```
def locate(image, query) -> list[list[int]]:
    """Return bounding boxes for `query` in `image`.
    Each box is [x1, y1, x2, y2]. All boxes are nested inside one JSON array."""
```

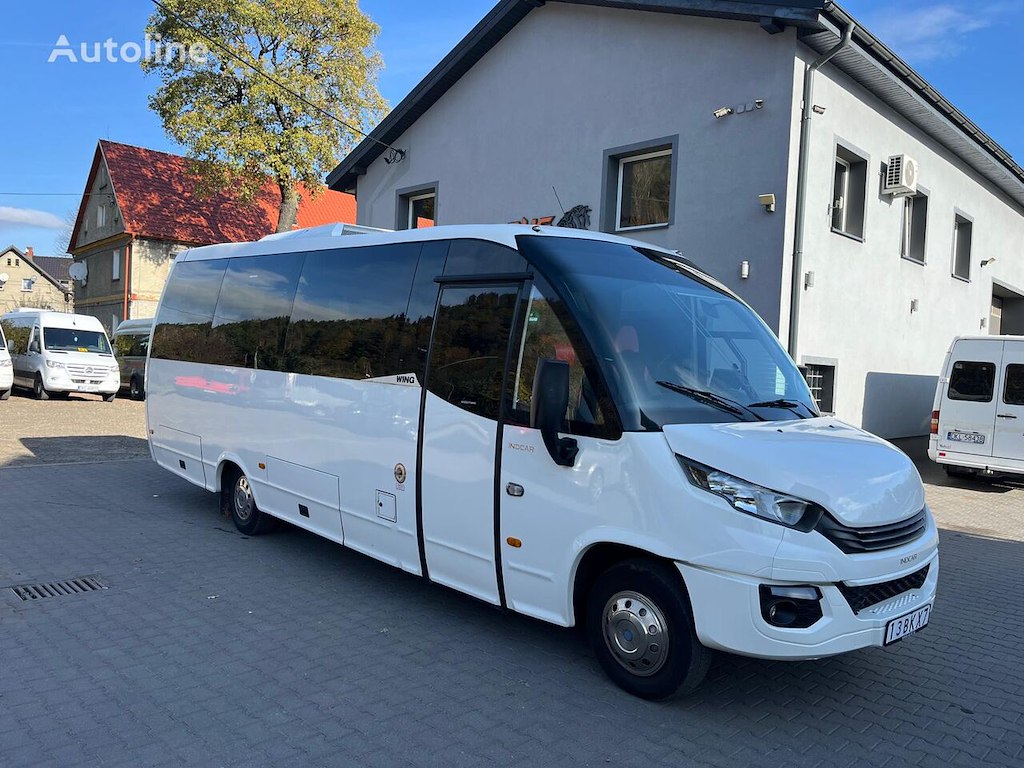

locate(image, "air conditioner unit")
[[884, 154, 919, 196]]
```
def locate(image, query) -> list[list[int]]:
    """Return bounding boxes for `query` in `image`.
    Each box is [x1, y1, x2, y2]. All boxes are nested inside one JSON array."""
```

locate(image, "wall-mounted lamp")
[[740, 260, 750, 279], [980, 317, 988, 330], [981, 258, 996, 267], [758, 193, 776, 213], [910, 298, 920, 314], [804, 270, 815, 289], [713, 106, 733, 119], [812, 104, 827, 115]]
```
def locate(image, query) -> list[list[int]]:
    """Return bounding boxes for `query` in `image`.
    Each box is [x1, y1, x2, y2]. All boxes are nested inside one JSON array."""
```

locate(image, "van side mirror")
[[530, 359, 579, 467], [28, 340, 39, 354], [5, 340, 12, 353]]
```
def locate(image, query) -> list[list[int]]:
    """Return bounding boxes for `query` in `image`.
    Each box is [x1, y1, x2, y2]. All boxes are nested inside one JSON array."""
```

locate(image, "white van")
[[0, 321, 12, 400], [147, 224, 938, 699], [113, 318, 154, 400], [0, 310, 120, 401], [928, 335, 1024, 478]]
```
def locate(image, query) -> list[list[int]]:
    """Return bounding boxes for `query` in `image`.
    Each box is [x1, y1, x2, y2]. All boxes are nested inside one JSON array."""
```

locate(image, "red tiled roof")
[[86, 140, 356, 246]]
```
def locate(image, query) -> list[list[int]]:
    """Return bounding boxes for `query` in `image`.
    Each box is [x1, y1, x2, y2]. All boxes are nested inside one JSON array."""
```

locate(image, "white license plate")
[[78, 385, 99, 392], [885, 605, 931, 645], [947, 430, 985, 444]]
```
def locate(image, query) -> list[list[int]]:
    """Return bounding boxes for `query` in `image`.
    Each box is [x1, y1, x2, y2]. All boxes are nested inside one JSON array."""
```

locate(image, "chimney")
[[24, 246, 34, 260]]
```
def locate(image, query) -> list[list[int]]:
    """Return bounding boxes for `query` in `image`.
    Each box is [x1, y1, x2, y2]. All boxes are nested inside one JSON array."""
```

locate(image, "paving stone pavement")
[[0, 400, 1022, 767]]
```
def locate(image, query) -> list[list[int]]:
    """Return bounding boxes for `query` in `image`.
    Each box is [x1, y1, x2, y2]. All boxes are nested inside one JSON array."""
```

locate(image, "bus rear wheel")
[[586, 558, 712, 700], [225, 470, 277, 536]]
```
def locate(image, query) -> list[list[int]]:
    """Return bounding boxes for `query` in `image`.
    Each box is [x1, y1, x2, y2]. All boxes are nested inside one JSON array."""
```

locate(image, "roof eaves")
[[816, 3, 1024, 202], [327, 0, 827, 193]]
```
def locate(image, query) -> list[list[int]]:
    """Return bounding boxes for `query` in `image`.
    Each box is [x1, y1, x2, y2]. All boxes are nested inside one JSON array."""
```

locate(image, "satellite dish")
[[68, 262, 88, 282], [0, 272, 8, 284]]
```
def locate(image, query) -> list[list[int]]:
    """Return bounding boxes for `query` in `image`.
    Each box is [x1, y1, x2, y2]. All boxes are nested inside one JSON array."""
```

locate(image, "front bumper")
[[45, 370, 119, 395], [680, 549, 939, 660]]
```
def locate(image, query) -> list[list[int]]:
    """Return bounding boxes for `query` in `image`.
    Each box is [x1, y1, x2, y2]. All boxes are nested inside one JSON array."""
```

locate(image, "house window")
[[616, 149, 672, 231], [803, 364, 835, 413], [952, 215, 973, 281], [112, 249, 121, 281], [97, 205, 106, 228], [408, 193, 435, 229], [21, 278, 33, 292], [396, 184, 438, 230], [831, 146, 867, 239], [900, 193, 928, 263]]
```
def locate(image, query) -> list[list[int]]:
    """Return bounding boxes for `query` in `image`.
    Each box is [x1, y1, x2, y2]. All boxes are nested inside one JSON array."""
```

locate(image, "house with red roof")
[[69, 140, 357, 330]]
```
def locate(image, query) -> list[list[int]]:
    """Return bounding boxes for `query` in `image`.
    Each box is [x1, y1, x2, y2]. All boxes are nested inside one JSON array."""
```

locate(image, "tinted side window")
[[507, 282, 615, 437], [396, 240, 447, 381], [428, 285, 519, 420], [151, 259, 228, 363], [443, 239, 527, 276], [209, 253, 305, 370], [948, 361, 996, 402], [1005, 364, 1024, 406], [1, 319, 31, 355], [285, 245, 420, 379], [115, 333, 149, 358]]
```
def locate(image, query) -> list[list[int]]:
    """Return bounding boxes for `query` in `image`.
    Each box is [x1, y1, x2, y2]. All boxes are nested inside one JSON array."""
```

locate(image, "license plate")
[[78, 385, 99, 392], [885, 605, 931, 645], [947, 430, 985, 444]]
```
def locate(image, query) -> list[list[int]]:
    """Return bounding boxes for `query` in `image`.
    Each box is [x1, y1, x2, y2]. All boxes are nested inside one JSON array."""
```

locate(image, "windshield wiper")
[[746, 399, 816, 418], [655, 381, 765, 421]]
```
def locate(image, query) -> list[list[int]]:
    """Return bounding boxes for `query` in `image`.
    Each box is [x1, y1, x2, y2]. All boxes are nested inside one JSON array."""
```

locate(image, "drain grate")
[[11, 576, 106, 601]]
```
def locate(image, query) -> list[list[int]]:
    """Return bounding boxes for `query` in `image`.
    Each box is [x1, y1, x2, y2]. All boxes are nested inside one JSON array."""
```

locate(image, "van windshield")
[[43, 327, 112, 354], [517, 236, 817, 430]]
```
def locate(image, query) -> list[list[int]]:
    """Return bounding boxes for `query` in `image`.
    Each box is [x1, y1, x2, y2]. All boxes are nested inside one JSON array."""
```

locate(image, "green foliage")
[[142, 0, 386, 228]]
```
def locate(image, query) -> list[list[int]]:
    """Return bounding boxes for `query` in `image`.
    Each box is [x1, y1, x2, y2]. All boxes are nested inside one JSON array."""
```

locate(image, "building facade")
[[0, 245, 73, 315], [327, 0, 1024, 438], [70, 140, 358, 331]]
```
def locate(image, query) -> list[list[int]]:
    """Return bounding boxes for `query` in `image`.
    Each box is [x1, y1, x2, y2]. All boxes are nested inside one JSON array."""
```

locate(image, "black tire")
[[0, 388, 10, 401], [33, 375, 50, 401], [224, 469, 277, 535], [586, 558, 712, 700], [103, 392, 116, 403], [129, 375, 145, 401]]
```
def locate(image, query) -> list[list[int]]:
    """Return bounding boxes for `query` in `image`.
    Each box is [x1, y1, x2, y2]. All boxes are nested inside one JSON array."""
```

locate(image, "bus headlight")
[[679, 458, 823, 532], [0, 358, 11, 368], [45, 360, 65, 370]]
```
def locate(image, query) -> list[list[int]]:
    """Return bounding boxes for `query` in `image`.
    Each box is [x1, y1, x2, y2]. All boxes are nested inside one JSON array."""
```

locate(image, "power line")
[[0, 192, 115, 196], [150, 0, 403, 164]]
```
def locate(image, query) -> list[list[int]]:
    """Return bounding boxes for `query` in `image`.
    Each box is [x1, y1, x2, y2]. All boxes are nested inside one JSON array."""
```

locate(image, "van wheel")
[[0, 388, 10, 401], [225, 471, 277, 536], [33, 375, 50, 401], [129, 375, 144, 401], [586, 559, 712, 700]]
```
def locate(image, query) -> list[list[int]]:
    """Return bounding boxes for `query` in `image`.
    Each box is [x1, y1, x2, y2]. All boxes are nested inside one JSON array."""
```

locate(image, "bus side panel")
[[152, 424, 207, 488]]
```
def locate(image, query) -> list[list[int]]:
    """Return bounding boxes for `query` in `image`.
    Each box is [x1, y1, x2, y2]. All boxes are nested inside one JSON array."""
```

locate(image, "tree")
[[53, 208, 79, 255], [142, 0, 386, 232]]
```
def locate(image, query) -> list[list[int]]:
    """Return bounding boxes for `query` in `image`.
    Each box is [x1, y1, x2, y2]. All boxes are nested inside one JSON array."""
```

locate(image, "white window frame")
[[97, 205, 106, 228], [900, 193, 928, 264], [952, 215, 972, 282], [407, 192, 436, 230], [615, 148, 673, 233], [21, 278, 33, 292], [112, 249, 121, 282]]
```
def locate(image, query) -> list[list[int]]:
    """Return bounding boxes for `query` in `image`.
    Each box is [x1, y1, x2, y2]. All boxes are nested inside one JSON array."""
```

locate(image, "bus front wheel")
[[225, 470, 277, 536], [586, 558, 712, 700]]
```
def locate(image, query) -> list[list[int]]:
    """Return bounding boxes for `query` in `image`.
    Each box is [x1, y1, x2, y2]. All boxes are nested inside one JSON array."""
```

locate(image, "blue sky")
[[1, 0, 1021, 255]]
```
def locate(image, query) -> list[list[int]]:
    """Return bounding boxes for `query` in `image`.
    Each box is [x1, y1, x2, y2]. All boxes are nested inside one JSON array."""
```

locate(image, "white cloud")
[[863, 2, 1020, 62], [0, 206, 65, 230]]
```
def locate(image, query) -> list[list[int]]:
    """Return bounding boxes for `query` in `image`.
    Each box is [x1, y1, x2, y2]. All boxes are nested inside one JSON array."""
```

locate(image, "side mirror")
[[28, 341, 39, 354], [5, 340, 12, 353], [530, 359, 579, 467]]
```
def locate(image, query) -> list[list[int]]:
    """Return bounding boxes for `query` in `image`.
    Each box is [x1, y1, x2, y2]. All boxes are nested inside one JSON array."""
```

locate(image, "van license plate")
[[885, 605, 931, 645], [947, 430, 985, 444]]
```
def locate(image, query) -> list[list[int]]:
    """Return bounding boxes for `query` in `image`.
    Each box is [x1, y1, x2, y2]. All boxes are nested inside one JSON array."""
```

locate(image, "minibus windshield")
[[43, 327, 112, 354], [518, 236, 818, 430]]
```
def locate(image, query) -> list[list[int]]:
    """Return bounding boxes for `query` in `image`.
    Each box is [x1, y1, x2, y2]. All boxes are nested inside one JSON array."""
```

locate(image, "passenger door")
[[419, 282, 521, 604], [938, 340, 1002, 457], [992, 344, 1024, 461]]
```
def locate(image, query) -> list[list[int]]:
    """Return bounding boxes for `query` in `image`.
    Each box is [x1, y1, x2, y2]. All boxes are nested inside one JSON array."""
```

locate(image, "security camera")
[[755, 99, 764, 109], [713, 107, 733, 119]]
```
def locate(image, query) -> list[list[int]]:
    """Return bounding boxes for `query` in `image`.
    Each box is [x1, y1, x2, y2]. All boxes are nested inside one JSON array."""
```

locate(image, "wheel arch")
[[570, 540, 685, 627]]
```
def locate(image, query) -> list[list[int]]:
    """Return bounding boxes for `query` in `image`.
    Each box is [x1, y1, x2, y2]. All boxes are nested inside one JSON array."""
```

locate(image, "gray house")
[[327, 0, 1024, 438]]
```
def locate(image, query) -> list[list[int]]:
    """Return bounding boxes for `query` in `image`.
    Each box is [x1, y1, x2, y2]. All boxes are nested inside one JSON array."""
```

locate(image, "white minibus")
[[928, 335, 1024, 478], [0, 321, 12, 400], [0, 310, 119, 401], [147, 224, 938, 699]]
